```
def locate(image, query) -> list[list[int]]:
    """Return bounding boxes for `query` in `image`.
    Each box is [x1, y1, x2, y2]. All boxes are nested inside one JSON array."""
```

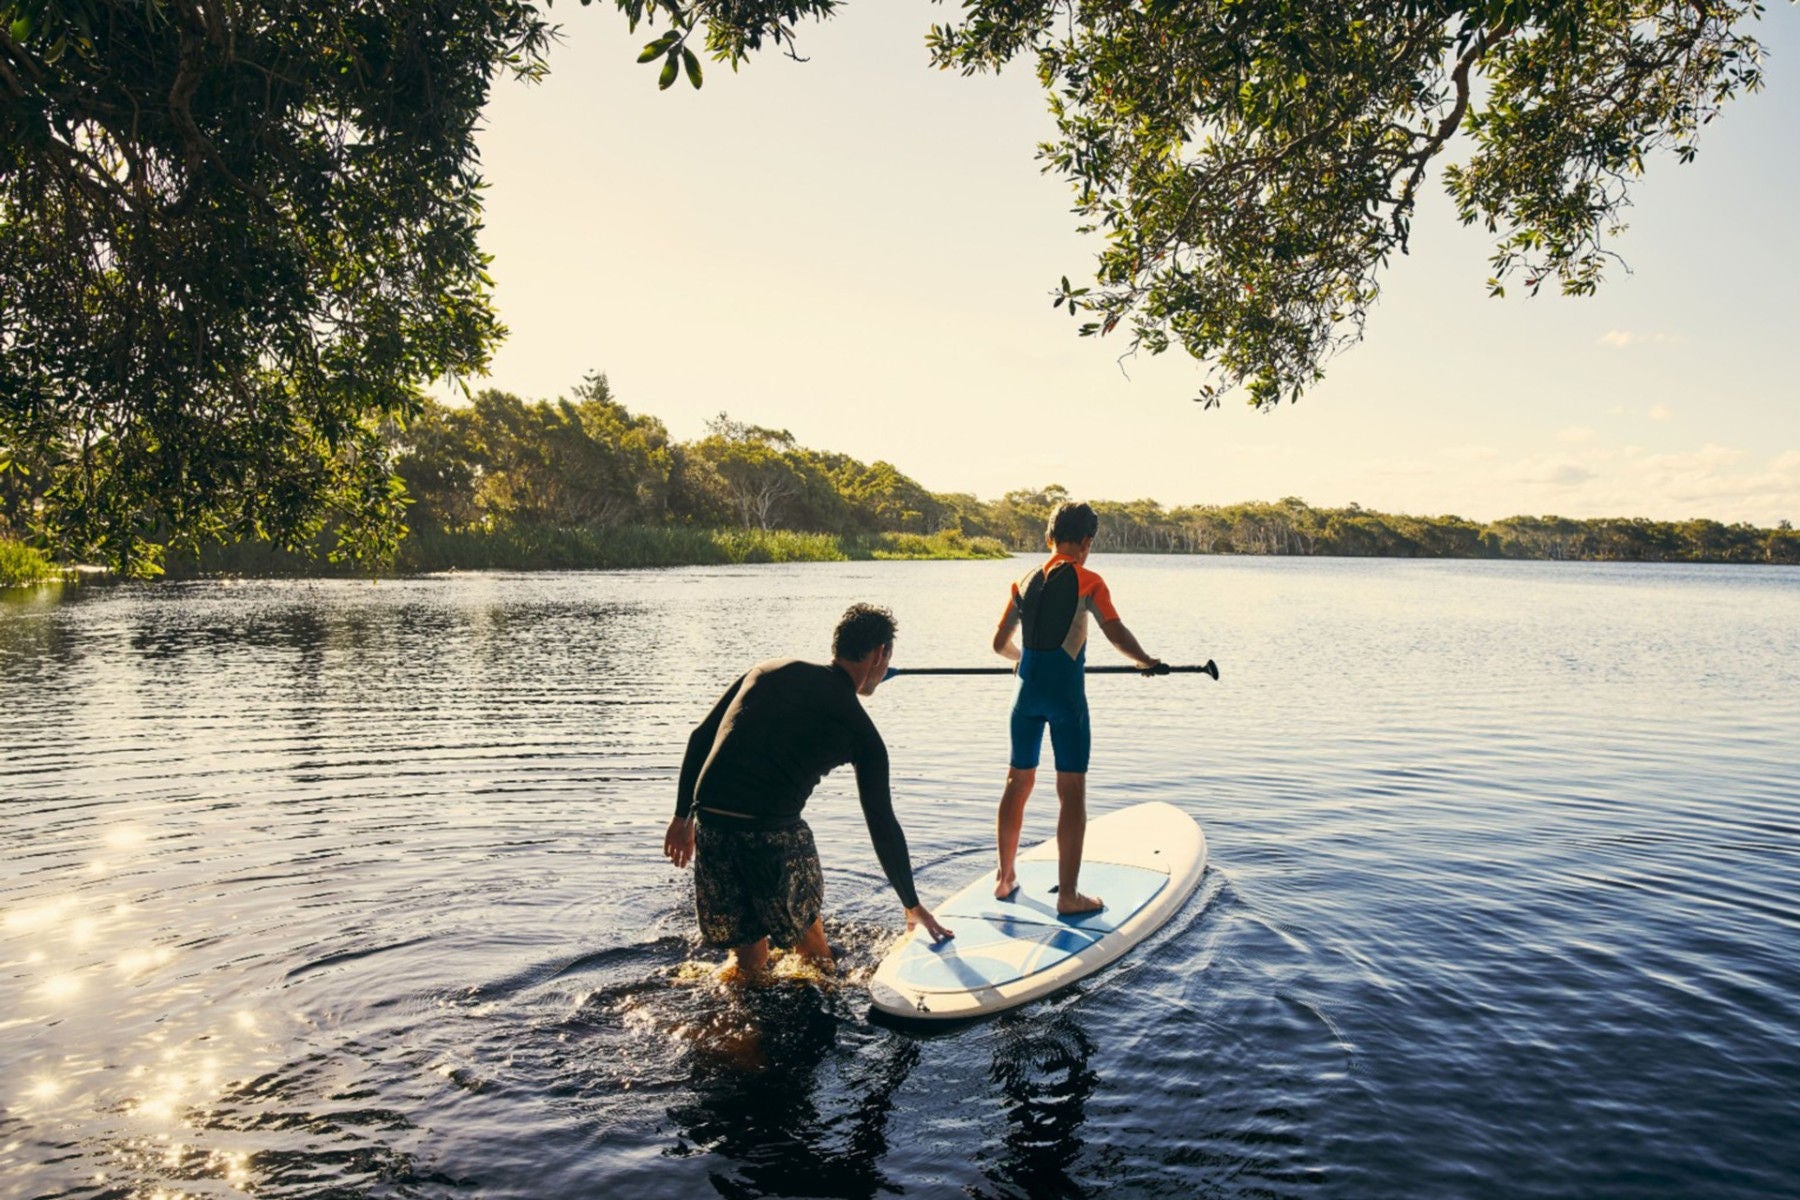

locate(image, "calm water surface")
[[3, 557, 1798, 1199]]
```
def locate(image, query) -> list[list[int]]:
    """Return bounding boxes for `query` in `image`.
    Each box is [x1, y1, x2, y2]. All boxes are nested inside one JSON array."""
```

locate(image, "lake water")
[[3, 556, 1798, 1200]]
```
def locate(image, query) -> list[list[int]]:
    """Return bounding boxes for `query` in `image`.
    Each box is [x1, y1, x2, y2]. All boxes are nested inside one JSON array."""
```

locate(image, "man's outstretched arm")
[[664, 675, 743, 868], [852, 732, 954, 942]]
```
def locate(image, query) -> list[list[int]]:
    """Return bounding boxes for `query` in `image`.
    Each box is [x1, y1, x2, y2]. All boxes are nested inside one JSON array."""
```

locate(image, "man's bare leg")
[[791, 918, 835, 972], [1055, 771, 1103, 914], [995, 767, 1036, 898]]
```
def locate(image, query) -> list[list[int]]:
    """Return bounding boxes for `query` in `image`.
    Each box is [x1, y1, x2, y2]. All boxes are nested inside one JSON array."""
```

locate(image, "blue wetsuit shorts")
[[1009, 647, 1090, 773]]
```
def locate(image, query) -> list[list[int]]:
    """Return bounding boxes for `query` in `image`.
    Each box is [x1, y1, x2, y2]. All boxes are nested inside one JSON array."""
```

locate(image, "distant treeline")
[[1076, 496, 1800, 564], [386, 376, 1800, 565], [4, 373, 1796, 579]]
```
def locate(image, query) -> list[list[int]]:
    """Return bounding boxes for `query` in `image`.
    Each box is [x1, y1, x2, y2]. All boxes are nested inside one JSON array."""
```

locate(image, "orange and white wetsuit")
[[999, 553, 1119, 773]]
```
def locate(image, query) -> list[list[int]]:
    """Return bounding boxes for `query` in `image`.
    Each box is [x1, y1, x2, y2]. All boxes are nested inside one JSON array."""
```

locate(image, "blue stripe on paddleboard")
[[891, 861, 1170, 992], [937, 860, 1169, 935], [889, 920, 1104, 992]]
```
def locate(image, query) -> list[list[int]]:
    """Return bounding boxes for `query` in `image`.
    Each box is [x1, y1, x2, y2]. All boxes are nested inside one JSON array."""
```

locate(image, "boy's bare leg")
[[994, 767, 1036, 898], [791, 918, 835, 972], [727, 936, 771, 976], [1055, 771, 1103, 914]]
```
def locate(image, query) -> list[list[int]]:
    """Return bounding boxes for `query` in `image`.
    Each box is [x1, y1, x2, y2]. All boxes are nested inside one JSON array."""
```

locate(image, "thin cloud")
[[1483, 442, 1796, 524], [1547, 464, 1597, 486], [1516, 459, 1598, 486], [1604, 405, 1674, 423], [1598, 330, 1687, 349], [1325, 441, 1797, 526], [1445, 444, 1502, 462]]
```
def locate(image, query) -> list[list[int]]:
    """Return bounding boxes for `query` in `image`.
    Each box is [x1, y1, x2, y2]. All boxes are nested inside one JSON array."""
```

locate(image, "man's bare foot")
[[723, 939, 771, 979], [793, 950, 837, 976], [1056, 891, 1105, 916], [994, 872, 1020, 901], [720, 956, 768, 984]]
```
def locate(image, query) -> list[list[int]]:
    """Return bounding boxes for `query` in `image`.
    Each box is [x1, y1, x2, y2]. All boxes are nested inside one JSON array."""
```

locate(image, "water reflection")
[[662, 983, 920, 1200], [25, 1077, 64, 1103], [0, 581, 78, 680], [978, 1013, 1099, 1200]]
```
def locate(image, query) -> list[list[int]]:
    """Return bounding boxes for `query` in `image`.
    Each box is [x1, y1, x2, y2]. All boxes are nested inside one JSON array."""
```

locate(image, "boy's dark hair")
[[1047, 501, 1099, 545], [833, 603, 897, 661]]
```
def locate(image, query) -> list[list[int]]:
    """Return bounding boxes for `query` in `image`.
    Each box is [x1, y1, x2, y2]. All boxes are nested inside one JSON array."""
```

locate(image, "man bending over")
[[663, 603, 954, 973]]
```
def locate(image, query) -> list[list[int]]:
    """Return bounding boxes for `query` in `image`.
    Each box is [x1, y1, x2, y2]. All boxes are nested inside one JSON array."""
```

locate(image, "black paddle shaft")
[[891, 659, 1219, 680]]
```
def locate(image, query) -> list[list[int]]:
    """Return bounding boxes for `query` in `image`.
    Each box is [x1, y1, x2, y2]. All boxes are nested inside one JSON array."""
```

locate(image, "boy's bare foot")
[[1056, 891, 1105, 916], [994, 872, 1020, 901]]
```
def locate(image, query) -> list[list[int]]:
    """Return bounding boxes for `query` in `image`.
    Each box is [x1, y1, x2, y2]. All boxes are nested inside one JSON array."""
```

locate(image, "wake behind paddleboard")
[[869, 800, 1207, 1020]]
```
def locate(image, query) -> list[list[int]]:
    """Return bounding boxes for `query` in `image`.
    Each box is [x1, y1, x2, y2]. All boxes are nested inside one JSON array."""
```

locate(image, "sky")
[[464, 3, 1800, 526]]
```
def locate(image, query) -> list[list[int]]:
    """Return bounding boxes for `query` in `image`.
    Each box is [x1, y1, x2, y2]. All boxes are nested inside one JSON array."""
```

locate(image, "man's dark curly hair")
[[1047, 501, 1099, 544], [833, 603, 897, 661]]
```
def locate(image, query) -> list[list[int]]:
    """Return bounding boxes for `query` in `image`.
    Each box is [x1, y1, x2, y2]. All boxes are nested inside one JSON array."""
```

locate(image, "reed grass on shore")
[[159, 524, 1009, 577], [856, 530, 1010, 561], [0, 537, 59, 587], [399, 524, 850, 570]]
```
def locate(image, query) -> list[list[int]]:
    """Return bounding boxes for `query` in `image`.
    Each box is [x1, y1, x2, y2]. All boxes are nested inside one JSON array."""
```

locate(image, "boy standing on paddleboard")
[[662, 603, 954, 975], [992, 502, 1163, 913]]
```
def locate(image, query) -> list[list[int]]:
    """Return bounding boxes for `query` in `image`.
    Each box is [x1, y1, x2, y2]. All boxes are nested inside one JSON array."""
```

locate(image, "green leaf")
[[682, 46, 702, 89], [659, 52, 679, 90]]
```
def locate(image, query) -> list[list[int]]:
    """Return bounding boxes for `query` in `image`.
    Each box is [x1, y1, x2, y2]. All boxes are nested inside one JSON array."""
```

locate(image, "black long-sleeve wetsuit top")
[[675, 659, 919, 909]]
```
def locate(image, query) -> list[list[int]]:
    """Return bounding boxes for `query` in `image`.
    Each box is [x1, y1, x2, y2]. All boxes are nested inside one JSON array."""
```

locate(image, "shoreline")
[[17, 548, 1800, 592], [154, 526, 1011, 580]]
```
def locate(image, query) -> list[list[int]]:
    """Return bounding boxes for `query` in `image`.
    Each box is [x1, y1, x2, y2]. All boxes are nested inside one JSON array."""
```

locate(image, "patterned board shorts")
[[694, 819, 825, 949]]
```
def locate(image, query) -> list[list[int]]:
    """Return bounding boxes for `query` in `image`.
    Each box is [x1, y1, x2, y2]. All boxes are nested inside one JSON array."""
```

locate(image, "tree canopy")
[[609, 0, 1783, 404], [1, 0, 1785, 570], [1, 1, 553, 572], [923, 0, 1777, 407], [390, 386, 963, 542]]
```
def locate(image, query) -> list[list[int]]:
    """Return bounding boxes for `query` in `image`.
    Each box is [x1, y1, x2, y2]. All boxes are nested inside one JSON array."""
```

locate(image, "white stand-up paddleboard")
[[869, 800, 1207, 1020]]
